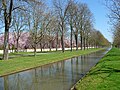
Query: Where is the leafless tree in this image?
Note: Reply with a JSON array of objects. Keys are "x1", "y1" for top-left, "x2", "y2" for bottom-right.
[
  {"x1": 74, "y1": 20, "x2": 79, "y2": 50},
  {"x1": 12, "y1": 9, "x2": 27, "y2": 52},
  {"x1": 67, "y1": 0, "x2": 77, "y2": 51},
  {"x1": 28, "y1": 0, "x2": 45, "y2": 56},
  {"x1": 43, "y1": 12, "x2": 55, "y2": 51},
  {"x1": 75, "y1": 3, "x2": 86, "y2": 50},
  {"x1": 105, "y1": 0, "x2": 120, "y2": 47},
  {"x1": 1, "y1": 0, "x2": 15, "y2": 60},
  {"x1": 84, "y1": 20, "x2": 93, "y2": 49},
  {"x1": 1, "y1": 0, "x2": 29, "y2": 60},
  {"x1": 53, "y1": 0, "x2": 69, "y2": 52},
  {"x1": 82, "y1": 7, "x2": 93, "y2": 50},
  {"x1": 105, "y1": 0, "x2": 120, "y2": 23}
]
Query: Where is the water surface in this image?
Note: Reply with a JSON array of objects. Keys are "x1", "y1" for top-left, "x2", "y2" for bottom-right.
[{"x1": 0, "y1": 49, "x2": 109, "y2": 90}]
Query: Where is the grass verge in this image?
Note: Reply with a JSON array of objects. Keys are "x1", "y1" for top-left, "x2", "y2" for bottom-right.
[
  {"x1": 0, "y1": 48, "x2": 103, "y2": 77},
  {"x1": 73, "y1": 48, "x2": 120, "y2": 90}
]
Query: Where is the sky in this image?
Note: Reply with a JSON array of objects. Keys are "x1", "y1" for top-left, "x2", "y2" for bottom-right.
[{"x1": 79, "y1": 0, "x2": 112, "y2": 42}]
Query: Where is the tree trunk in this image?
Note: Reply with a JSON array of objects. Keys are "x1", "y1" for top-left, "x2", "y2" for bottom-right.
[
  {"x1": 3, "y1": 28, "x2": 9, "y2": 60},
  {"x1": 61, "y1": 30, "x2": 64, "y2": 52},
  {"x1": 56, "y1": 32, "x2": 58, "y2": 51},
  {"x1": 56, "y1": 44, "x2": 58, "y2": 51},
  {"x1": 34, "y1": 48, "x2": 36, "y2": 56},
  {"x1": 2, "y1": 0, "x2": 13, "y2": 60},
  {"x1": 16, "y1": 39, "x2": 19, "y2": 53},
  {"x1": 87, "y1": 41, "x2": 89, "y2": 50},
  {"x1": 49, "y1": 41, "x2": 51, "y2": 51},
  {"x1": 80, "y1": 33, "x2": 83, "y2": 50},
  {"x1": 75, "y1": 34, "x2": 78, "y2": 51},
  {"x1": 34, "y1": 43, "x2": 37, "y2": 56},
  {"x1": 83, "y1": 37, "x2": 86, "y2": 50},
  {"x1": 40, "y1": 43, "x2": 42, "y2": 52},
  {"x1": 70, "y1": 24, "x2": 73, "y2": 51},
  {"x1": 86, "y1": 36, "x2": 89, "y2": 50}
]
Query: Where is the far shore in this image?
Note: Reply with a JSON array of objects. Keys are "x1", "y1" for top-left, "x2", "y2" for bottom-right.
[{"x1": 0, "y1": 47, "x2": 95, "y2": 54}]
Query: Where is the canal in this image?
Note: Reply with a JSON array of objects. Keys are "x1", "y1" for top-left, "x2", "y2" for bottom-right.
[{"x1": 0, "y1": 49, "x2": 110, "y2": 90}]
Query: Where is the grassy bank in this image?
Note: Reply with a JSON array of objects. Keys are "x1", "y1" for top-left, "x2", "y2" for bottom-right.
[
  {"x1": 74, "y1": 48, "x2": 120, "y2": 90},
  {"x1": 0, "y1": 48, "x2": 103, "y2": 76}
]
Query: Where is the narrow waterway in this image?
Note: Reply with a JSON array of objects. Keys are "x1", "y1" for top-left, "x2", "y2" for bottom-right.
[{"x1": 0, "y1": 49, "x2": 110, "y2": 90}]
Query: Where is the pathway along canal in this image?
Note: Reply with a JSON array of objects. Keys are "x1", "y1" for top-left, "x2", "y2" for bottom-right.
[{"x1": 0, "y1": 48, "x2": 110, "y2": 90}]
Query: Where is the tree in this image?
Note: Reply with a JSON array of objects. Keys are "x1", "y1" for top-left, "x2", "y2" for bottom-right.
[
  {"x1": 28, "y1": 0, "x2": 46, "y2": 56},
  {"x1": 43, "y1": 12, "x2": 55, "y2": 51},
  {"x1": 88, "y1": 29, "x2": 96, "y2": 48},
  {"x1": 84, "y1": 19, "x2": 93, "y2": 49},
  {"x1": 82, "y1": 4, "x2": 93, "y2": 50},
  {"x1": 113, "y1": 22, "x2": 120, "y2": 47},
  {"x1": 54, "y1": 17, "x2": 60, "y2": 51},
  {"x1": 1, "y1": 0, "x2": 29, "y2": 60},
  {"x1": 105, "y1": 0, "x2": 120, "y2": 48},
  {"x1": 90, "y1": 30, "x2": 110, "y2": 48},
  {"x1": 67, "y1": 0, "x2": 77, "y2": 51},
  {"x1": 73, "y1": 3, "x2": 81, "y2": 51},
  {"x1": 76, "y1": 3, "x2": 93, "y2": 50},
  {"x1": 1, "y1": 0, "x2": 13, "y2": 60},
  {"x1": 105, "y1": 0, "x2": 120, "y2": 23},
  {"x1": 53, "y1": 0, "x2": 69, "y2": 52},
  {"x1": 74, "y1": 19, "x2": 79, "y2": 50},
  {"x1": 12, "y1": 9, "x2": 27, "y2": 52}
]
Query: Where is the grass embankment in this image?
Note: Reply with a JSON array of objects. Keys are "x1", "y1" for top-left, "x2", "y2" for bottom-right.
[
  {"x1": 74, "y1": 48, "x2": 120, "y2": 90},
  {"x1": 0, "y1": 48, "x2": 103, "y2": 76}
]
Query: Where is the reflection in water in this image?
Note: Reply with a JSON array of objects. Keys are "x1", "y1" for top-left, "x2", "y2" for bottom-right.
[{"x1": 0, "y1": 49, "x2": 109, "y2": 90}]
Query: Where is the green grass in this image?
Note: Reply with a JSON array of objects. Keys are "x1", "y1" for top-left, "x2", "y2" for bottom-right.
[
  {"x1": 0, "y1": 48, "x2": 103, "y2": 76},
  {"x1": 74, "y1": 48, "x2": 120, "y2": 90}
]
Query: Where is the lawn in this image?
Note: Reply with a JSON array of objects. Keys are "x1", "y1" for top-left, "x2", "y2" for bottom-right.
[
  {"x1": 0, "y1": 48, "x2": 103, "y2": 77},
  {"x1": 73, "y1": 48, "x2": 120, "y2": 90}
]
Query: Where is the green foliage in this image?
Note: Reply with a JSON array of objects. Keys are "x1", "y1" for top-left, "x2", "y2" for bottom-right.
[
  {"x1": 0, "y1": 48, "x2": 103, "y2": 76},
  {"x1": 74, "y1": 48, "x2": 120, "y2": 90},
  {"x1": 96, "y1": 31, "x2": 110, "y2": 47}
]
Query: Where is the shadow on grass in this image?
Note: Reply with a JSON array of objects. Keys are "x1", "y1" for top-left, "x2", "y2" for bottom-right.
[
  {"x1": 88, "y1": 65, "x2": 120, "y2": 81},
  {"x1": 72, "y1": 66, "x2": 120, "y2": 90},
  {"x1": 0, "y1": 58, "x2": 2, "y2": 60},
  {"x1": 8, "y1": 54, "x2": 35, "y2": 59},
  {"x1": 89, "y1": 67, "x2": 120, "y2": 74}
]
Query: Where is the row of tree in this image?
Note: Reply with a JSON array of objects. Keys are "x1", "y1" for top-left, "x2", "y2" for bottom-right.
[{"x1": 0, "y1": 0, "x2": 110, "y2": 60}]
